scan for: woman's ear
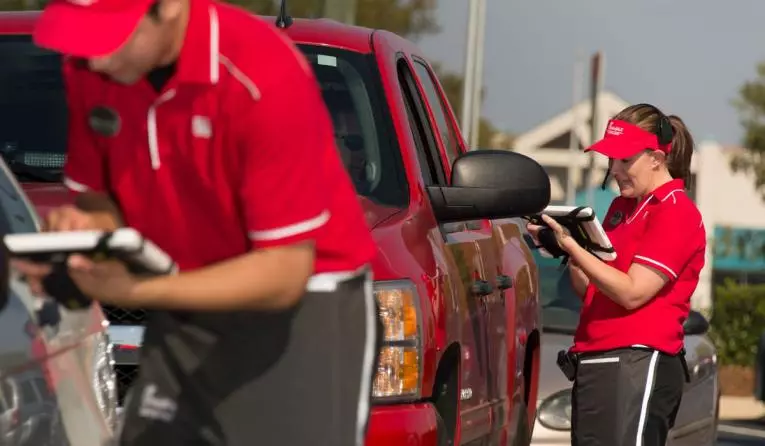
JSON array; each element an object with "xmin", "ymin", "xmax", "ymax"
[{"xmin": 159, "ymin": 0, "xmax": 184, "ymax": 22}]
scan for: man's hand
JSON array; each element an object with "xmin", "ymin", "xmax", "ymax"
[
  {"xmin": 45, "ymin": 205, "xmax": 118, "ymax": 232},
  {"xmin": 66, "ymin": 254, "xmax": 142, "ymax": 307},
  {"xmin": 12, "ymin": 204, "xmax": 121, "ymax": 297}
]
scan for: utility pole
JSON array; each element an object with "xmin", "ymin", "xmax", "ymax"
[
  {"xmin": 468, "ymin": 0, "xmax": 486, "ymax": 149},
  {"xmin": 460, "ymin": 0, "xmax": 479, "ymax": 145},
  {"xmin": 566, "ymin": 51, "xmax": 585, "ymax": 205},
  {"xmin": 585, "ymin": 51, "xmax": 605, "ymax": 208},
  {"xmin": 322, "ymin": 0, "xmax": 357, "ymax": 24}
]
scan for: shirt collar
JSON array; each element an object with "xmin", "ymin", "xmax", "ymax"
[
  {"xmin": 648, "ymin": 178, "xmax": 686, "ymax": 202},
  {"xmin": 175, "ymin": 0, "xmax": 219, "ymax": 85}
]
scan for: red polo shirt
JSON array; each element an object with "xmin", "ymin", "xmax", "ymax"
[
  {"xmin": 61, "ymin": 0, "xmax": 376, "ymax": 273},
  {"xmin": 572, "ymin": 179, "xmax": 706, "ymax": 354}
]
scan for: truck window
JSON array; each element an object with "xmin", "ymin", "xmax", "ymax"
[
  {"xmin": 298, "ymin": 45, "xmax": 408, "ymax": 207},
  {"xmin": 0, "ymin": 36, "xmax": 409, "ymax": 208},
  {"xmin": 397, "ymin": 58, "xmax": 447, "ymax": 186},
  {"xmin": 412, "ymin": 59, "xmax": 461, "ymax": 166}
]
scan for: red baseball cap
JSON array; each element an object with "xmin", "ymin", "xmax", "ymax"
[
  {"xmin": 33, "ymin": 0, "xmax": 156, "ymax": 58},
  {"xmin": 585, "ymin": 119, "xmax": 671, "ymax": 159}
]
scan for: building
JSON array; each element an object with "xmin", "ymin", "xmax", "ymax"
[{"xmin": 513, "ymin": 91, "xmax": 765, "ymax": 314}]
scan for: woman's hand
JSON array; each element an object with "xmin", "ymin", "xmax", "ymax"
[{"xmin": 540, "ymin": 214, "xmax": 578, "ymax": 253}]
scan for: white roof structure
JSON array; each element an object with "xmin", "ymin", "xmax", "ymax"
[{"xmin": 513, "ymin": 91, "xmax": 699, "ymax": 201}]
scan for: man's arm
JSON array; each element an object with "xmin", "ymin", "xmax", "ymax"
[
  {"xmin": 130, "ymin": 242, "xmax": 314, "ymax": 310},
  {"xmin": 73, "ymin": 192, "xmax": 123, "ymax": 229}
]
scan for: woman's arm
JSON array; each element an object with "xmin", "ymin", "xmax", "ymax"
[
  {"xmin": 565, "ymin": 242, "xmax": 668, "ymax": 310},
  {"xmin": 568, "ymin": 259, "xmax": 590, "ymax": 298}
]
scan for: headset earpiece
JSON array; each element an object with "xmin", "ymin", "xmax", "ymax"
[{"xmin": 656, "ymin": 114, "xmax": 673, "ymax": 146}]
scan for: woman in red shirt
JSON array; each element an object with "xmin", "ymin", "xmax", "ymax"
[{"xmin": 528, "ymin": 103, "xmax": 706, "ymax": 446}]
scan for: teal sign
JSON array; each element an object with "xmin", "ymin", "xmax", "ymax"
[{"xmin": 713, "ymin": 226, "xmax": 765, "ymax": 272}]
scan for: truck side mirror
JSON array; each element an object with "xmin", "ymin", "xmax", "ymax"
[{"xmin": 426, "ymin": 150, "xmax": 551, "ymax": 223}]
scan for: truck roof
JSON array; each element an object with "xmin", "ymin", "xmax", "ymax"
[{"xmin": 0, "ymin": 11, "xmax": 376, "ymax": 53}]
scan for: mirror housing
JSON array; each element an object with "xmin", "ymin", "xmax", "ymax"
[
  {"xmin": 426, "ymin": 150, "xmax": 551, "ymax": 223},
  {"xmin": 683, "ymin": 310, "xmax": 710, "ymax": 336}
]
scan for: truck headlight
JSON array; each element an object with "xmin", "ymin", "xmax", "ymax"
[
  {"xmin": 537, "ymin": 389, "xmax": 572, "ymax": 431},
  {"xmin": 372, "ymin": 280, "xmax": 422, "ymax": 400}
]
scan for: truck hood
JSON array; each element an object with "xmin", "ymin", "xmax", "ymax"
[
  {"xmin": 20, "ymin": 183, "xmax": 72, "ymax": 218},
  {"xmin": 19, "ymin": 182, "xmax": 401, "ymax": 230}
]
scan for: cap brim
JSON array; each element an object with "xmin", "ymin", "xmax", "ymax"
[
  {"xmin": 584, "ymin": 138, "xmax": 645, "ymax": 159},
  {"xmin": 33, "ymin": 0, "xmax": 152, "ymax": 58}
]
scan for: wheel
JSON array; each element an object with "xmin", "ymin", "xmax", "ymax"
[{"xmin": 512, "ymin": 403, "xmax": 531, "ymax": 446}]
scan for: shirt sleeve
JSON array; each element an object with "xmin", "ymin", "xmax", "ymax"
[
  {"xmin": 61, "ymin": 60, "xmax": 105, "ymax": 194},
  {"xmin": 633, "ymin": 203, "xmax": 704, "ymax": 280},
  {"xmin": 234, "ymin": 55, "xmax": 332, "ymax": 250}
]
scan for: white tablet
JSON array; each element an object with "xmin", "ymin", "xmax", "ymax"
[
  {"xmin": 4, "ymin": 227, "xmax": 177, "ymax": 276},
  {"xmin": 532, "ymin": 205, "xmax": 616, "ymax": 261}
]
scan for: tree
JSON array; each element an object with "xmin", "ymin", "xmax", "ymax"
[
  {"xmin": 227, "ymin": 0, "xmax": 438, "ymax": 39},
  {"xmin": 733, "ymin": 61, "xmax": 765, "ymax": 199}
]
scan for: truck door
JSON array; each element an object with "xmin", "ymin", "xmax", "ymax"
[{"xmin": 401, "ymin": 55, "xmax": 505, "ymax": 443}]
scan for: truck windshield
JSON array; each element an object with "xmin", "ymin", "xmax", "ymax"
[{"xmin": 0, "ymin": 36, "xmax": 407, "ymax": 207}]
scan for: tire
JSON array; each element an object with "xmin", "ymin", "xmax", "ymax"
[{"xmin": 512, "ymin": 403, "xmax": 531, "ymax": 446}]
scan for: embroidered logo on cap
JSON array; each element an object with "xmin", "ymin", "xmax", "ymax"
[{"xmin": 606, "ymin": 122, "xmax": 624, "ymax": 136}]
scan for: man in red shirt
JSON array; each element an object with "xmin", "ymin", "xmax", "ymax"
[{"xmin": 19, "ymin": 0, "xmax": 380, "ymax": 444}]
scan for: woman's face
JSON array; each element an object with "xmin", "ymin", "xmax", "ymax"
[{"xmin": 609, "ymin": 150, "xmax": 661, "ymax": 199}]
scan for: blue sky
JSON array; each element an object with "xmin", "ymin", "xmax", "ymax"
[{"xmin": 415, "ymin": 0, "xmax": 765, "ymax": 145}]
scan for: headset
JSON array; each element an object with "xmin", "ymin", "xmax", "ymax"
[{"xmin": 600, "ymin": 103, "xmax": 674, "ymax": 190}]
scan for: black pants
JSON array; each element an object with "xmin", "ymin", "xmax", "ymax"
[
  {"xmin": 571, "ymin": 348, "xmax": 685, "ymax": 446},
  {"xmin": 118, "ymin": 271, "xmax": 380, "ymax": 446}
]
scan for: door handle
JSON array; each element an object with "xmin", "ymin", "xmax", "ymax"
[
  {"xmin": 496, "ymin": 274, "xmax": 513, "ymax": 290},
  {"xmin": 472, "ymin": 280, "xmax": 493, "ymax": 296}
]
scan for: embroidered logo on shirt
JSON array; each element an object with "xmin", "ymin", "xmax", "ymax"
[
  {"xmin": 191, "ymin": 115, "xmax": 212, "ymax": 139},
  {"xmin": 608, "ymin": 210, "xmax": 623, "ymax": 226},
  {"xmin": 88, "ymin": 106, "xmax": 120, "ymax": 137}
]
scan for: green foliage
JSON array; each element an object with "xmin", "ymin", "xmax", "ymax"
[
  {"xmin": 226, "ymin": 0, "xmax": 438, "ymax": 39},
  {"xmin": 708, "ymin": 279, "xmax": 765, "ymax": 366},
  {"xmin": 733, "ymin": 61, "xmax": 765, "ymax": 199},
  {"xmin": 431, "ymin": 63, "xmax": 513, "ymax": 149}
]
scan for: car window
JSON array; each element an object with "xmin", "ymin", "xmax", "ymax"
[
  {"xmin": 299, "ymin": 45, "xmax": 408, "ymax": 207},
  {"xmin": 412, "ymin": 60, "xmax": 461, "ymax": 166},
  {"xmin": 532, "ymin": 249, "xmax": 582, "ymax": 333},
  {"xmin": 19, "ymin": 381, "xmax": 36, "ymax": 405},
  {"xmin": 398, "ymin": 58, "xmax": 447, "ymax": 187},
  {"xmin": 0, "ymin": 35, "xmax": 66, "ymax": 182},
  {"xmin": 0, "ymin": 36, "xmax": 410, "ymax": 208}
]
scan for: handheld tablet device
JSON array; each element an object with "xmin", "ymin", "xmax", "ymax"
[
  {"xmin": 4, "ymin": 228, "xmax": 177, "ymax": 276},
  {"xmin": 4, "ymin": 228, "xmax": 177, "ymax": 311},
  {"xmin": 526, "ymin": 205, "xmax": 616, "ymax": 262}
]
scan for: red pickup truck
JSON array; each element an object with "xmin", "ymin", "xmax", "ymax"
[{"xmin": 0, "ymin": 10, "xmax": 551, "ymax": 446}]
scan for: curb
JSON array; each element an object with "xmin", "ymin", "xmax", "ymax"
[{"xmin": 719, "ymin": 396, "xmax": 765, "ymax": 421}]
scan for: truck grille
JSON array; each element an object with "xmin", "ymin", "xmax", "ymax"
[
  {"xmin": 102, "ymin": 305, "xmax": 146, "ymax": 326},
  {"xmin": 115, "ymin": 365, "xmax": 139, "ymax": 405}
]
